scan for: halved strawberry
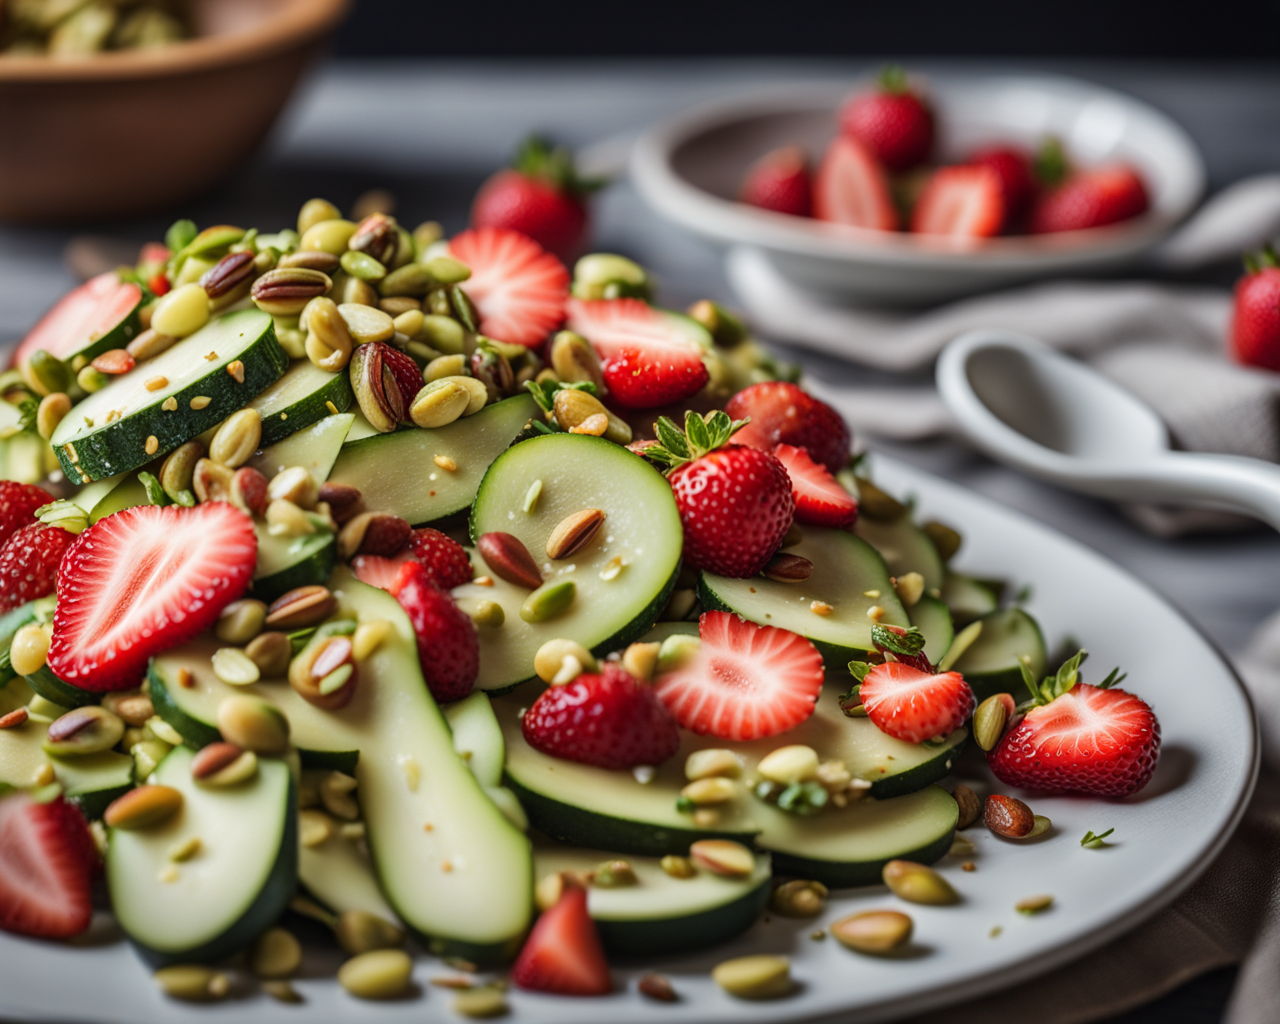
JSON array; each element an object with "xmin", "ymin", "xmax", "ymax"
[
  {"xmin": 351, "ymin": 551, "xmax": 415, "ymax": 592},
  {"xmin": 447, "ymin": 227, "xmax": 569, "ymax": 348},
  {"xmin": 911, "ymin": 165, "xmax": 1005, "ymax": 238},
  {"xmin": 511, "ymin": 883, "xmax": 610, "ymax": 996},
  {"xmin": 773, "ymin": 443, "xmax": 857, "ymax": 528},
  {"xmin": 12, "ymin": 272, "xmax": 142, "ymax": 369},
  {"xmin": 741, "ymin": 145, "xmax": 813, "ymax": 217},
  {"xmin": 48, "ymin": 504, "xmax": 257, "ymax": 692},
  {"xmin": 655, "ymin": 611, "xmax": 824, "ymax": 740},
  {"xmin": 0, "ymin": 481, "xmax": 54, "ymax": 549},
  {"xmin": 725, "ymin": 381, "xmax": 852, "ymax": 474},
  {"xmin": 0, "ymin": 791, "xmax": 96, "ymax": 940},
  {"xmin": 813, "ymin": 135, "xmax": 899, "ymax": 231},
  {"xmin": 566, "ymin": 298, "xmax": 709, "ymax": 409},
  {"xmin": 858, "ymin": 661, "xmax": 975, "ymax": 744},
  {"xmin": 392, "ymin": 560, "xmax": 478, "ymax": 703}
]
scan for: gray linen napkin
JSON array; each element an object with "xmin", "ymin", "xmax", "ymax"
[{"xmin": 724, "ymin": 175, "xmax": 1280, "ymax": 1024}]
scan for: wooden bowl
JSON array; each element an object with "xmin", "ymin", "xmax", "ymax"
[{"xmin": 0, "ymin": 0, "xmax": 350, "ymax": 223}]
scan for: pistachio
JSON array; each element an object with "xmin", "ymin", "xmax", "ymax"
[
  {"xmin": 318, "ymin": 482, "xmax": 363, "ymax": 524},
  {"xmin": 593, "ymin": 859, "xmax": 638, "ymax": 888},
  {"xmin": 250, "ymin": 927, "xmax": 302, "ymax": 979},
  {"xmin": 335, "ymin": 910, "xmax": 405, "ymax": 955},
  {"xmin": 477, "ymin": 532, "xmax": 543, "ymax": 590},
  {"xmin": 535, "ymin": 871, "xmax": 586, "ymax": 911},
  {"xmin": 153, "ymin": 965, "xmax": 229, "ymax": 1002},
  {"xmin": 770, "ymin": 879, "xmax": 829, "ymax": 918},
  {"xmin": 392, "ymin": 309, "xmax": 425, "ymax": 340},
  {"xmin": 300, "ymin": 218, "xmax": 358, "ymax": 256},
  {"xmin": 469, "ymin": 344, "xmax": 515, "ymax": 402},
  {"xmin": 425, "ymin": 354, "xmax": 467, "ymax": 382},
  {"xmin": 246, "ymin": 631, "xmax": 293, "ymax": 677},
  {"xmin": 350, "ymin": 341, "xmax": 404, "ymax": 432},
  {"xmin": 520, "ymin": 580, "xmax": 576, "ymax": 623},
  {"xmin": 552, "ymin": 387, "xmax": 631, "ymax": 444},
  {"xmin": 984, "ymin": 793, "xmax": 1036, "ymax": 839},
  {"xmin": 973, "ymin": 693, "xmax": 1015, "ymax": 752},
  {"xmin": 621, "ymin": 641, "xmax": 660, "ymax": 681},
  {"xmin": 341, "ymin": 249, "xmax": 387, "ymax": 282},
  {"xmin": 453, "ymin": 987, "xmax": 508, "ymax": 1018},
  {"xmin": 685, "ymin": 748, "xmax": 742, "ymax": 781},
  {"xmin": 711, "ymin": 955, "xmax": 792, "ymax": 1000},
  {"xmin": 280, "ymin": 250, "xmax": 340, "ymax": 274},
  {"xmin": 190, "ymin": 741, "xmax": 247, "ymax": 780},
  {"xmin": 952, "ymin": 784, "xmax": 982, "ymax": 830},
  {"xmin": 659, "ymin": 855, "xmax": 696, "ymax": 879},
  {"xmin": 227, "ymin": 465, "xmax": 268, "ymax": 516},
  {"xmin": 688, "ymin": 299, "xmax": 747, "ymax": 347},
  {"xmin": 305, "ymin": 297, "xmax": 354, "ymax": 373},
  {"xmin": 266, "ymin": 585, "xmax": 337, "ymax": 631},
  {"xmin": 1016, "ymin": 894, "xmax": 1054, "ymax": 915},
  {"xmin": 423, "ymin": 256, "xmax": 471, "ymax": 284},
  {"xmin": 127, "ymin": 328, "xmax": 178, "ymax": 362},
  {"xmin": 379, "ymin": 262, "xmax": 435, "ymax": 298},
  {"xmin": 104, "ymin": 784, "xmax": 183, "ymax": 830},
  {"xmin": 469, "ymin": 600, "xmax": 505, "ymax": 628},
  {"xmin": 192, "ymin": 458, "xmax": 233, "ymax": 504},
  {"xmin": 657, "ymin": 632, "xmax": 702, "ymax": 672},
  {"xmin": 409, "ymin": 379, "xmax": 470, "ymax": 429},
  {"xmin": 44, "ymin": 706, "xmax": 124, "ymax": 756},
  {"xmin": 549, "ymin": 330, "xmax": 604, "ymax": 389},
  {"xmin": 211, "ymin": 647, "xmax": 261, "ymax": 687},
  {"xmin": 533, "ymin": 638, "xmax": 597, "ymax": 684},
  {"xmin": 299, "ymin": 808, "xmax": 336, "ymax": 847},
  {"xmin": 830, "ymin": 910, "xmax": 914, "ymax": 954},
  {"xmin": 881, "ymin": 860, "xmax": 959, "ymax": 905},
  {"xmin": 340, "ymin": 275, "xmax": 380, "ymax": 308},
  {"xmin": 251, "ymin": 268, "xmax": 332, "ymax": 316},
  {"xmin": 338, "ymin": 949, "xmax": 413, "ymax": 1000},
  {"xmin": 681, "ymin": 777, "xmax": 738, "ymax": 805},
  {"xmin": 757, "ymin": 745, "xmax": 820, "ymax": 786},
  {"xmin": 348, "ymin": 212, "xmax": 399, "ymax": 265},
  {"xmin": 35, "ymin": 392, "xmax": 71, "ymax": 442},
  {"xmin": 382, "ymin": 296, "xmax": 422, "ymax": 316},
  {"xmin": 291, "ymin": 634, "xmax": 359, "ymax": 711},
  {"xmin": 298, "ymin": 198, "xmax": 342, "ymax": 235},
  {"xmin": 76, "ymin": 365, "xmax": 109, "ymax": 393},
  {"xmin": 266, "ymin": 498, "xmax": 314, "ymax": 538},
  {"xmin": 339, "ymin": 303, "xmax": 396, "ymax": 345},
  {"xmin": 151, "ymin": 283, "xmax": 210, "ymax": 339},
  {"xmin": 216, "ymin": 695, "xmax": 290, "ymax": 755},
  {"xmin": 199, "ymin": 250, "xmax": 256, "ymax": 300},
  {"xmin": 160, "ymin": 440, "xmax": 204, "ymax": 500},
  {"xmin": 419, "ymin": 314, "xmax": 466, "ymax": 354},
  {"xmin": 338, "ymin": 511, "xmax": 412, "ymax": 559},
  {"xmin": 689, "ymin": 839, "xmax": 754, "ymax": 878},
  {"xmin": 9, "ymin": 622, "xmax": 51, "ymax": 677},
  {"xmin": 893, "ymin": 571, "xmax": 926, "ymax": 608},
  {"xmin": 573, "ymin": 253, "xmax": 651, "ymax": 301},
  {"xmin": 437, "ymin": 374, "xmax": 488, "ymax": 416},
  {"xmin": 762, "ymin": 552, "xmax": 813, "ymax": 583},
  {"xmin": 267, "ymin": 465, "xmax": 321, "ymax": 509},
  {"xmin": 146, "ymin": 715, "xmax": 185, "ymax": 747},
  {"xmin": 208, "ymin": 409, "xmax": 262, "ymax": 469},
  {"xmin": 638, "ymin": 974, "xmax": 678, "ymax": 1002},
  {"xmin": 545, "ymin": 508, "xmax": 606, "ymax": 560}
]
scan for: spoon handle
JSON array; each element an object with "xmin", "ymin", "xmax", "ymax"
[{"xmin": 1126, "ymin": 452, "xmax": 1280, "ymax": 530}]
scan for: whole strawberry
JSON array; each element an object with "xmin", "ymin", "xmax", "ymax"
[
  {"xmin": 987, "ymin": 651, "xmax": 1160, "ymax": 797},
  {"xmin": 645, "ymin": 410, "xmax": 794, "ymax": 579},
  {"xmin": 1030, "ymin": 164, "xmax": 1149, "ymax": 234},
  {"xmin": 391, "ymin": 560, "xmax": 478, "ymax": 703},
  {"xmin": 471, "ymin": 136, "xmax": 601, "ymax": 262},
  {"xmin": 725, "ymin": 381, "xmax": 852, "ymax": 474},
  {"xmin": 740, "ymin": 146, "xmax": 813, "ymax": 217},
  {"xmin": 0, "ymin": 522, "xmax": 73, "ymax": 613},
  {"xmin": 0, "ymin": 482, "xmax": 53, "ymax": 549},
  {"xmin": 522, "ymin": 662, "xmax": 680, "ymax": 770},
  {"xmin": 838, "ymin": 66, "xmax": 934, "ymax": 173},
  {"xmin": 1230, "ymin": 248, "xmax": 1280, "ymax": 372}
]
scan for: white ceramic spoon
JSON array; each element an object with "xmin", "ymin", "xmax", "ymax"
[{"xmin": 935, "ymin": 329, "xmax": 1280, "ymax": 529}]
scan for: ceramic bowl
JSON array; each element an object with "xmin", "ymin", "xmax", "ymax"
[
  {"xmin": 630, "ymin": 75, "xmax": 1206, "ymax": 305},
  {"xmin": 0, "ymin": 0, "xmax": 350, "ymax": 223}
]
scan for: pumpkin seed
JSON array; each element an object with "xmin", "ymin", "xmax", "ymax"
[
  {"xmin": 216, "ymin": 695, "xmax": 290, "ymax": 755},
  {"xmin": 338, "ymin": 949, "xmax": 413, "ymax": 1000},
  {"xmin": 882, "ymin": 860, "xmax": 959, "ymax": 905},
  {"xmin": 341, "ymin": 250, "xmax": 387, "ymax": 282},
  {"xmin": 151, "ymin": 283, "xmax": 211, "ymax": 339},
  {"xmin": 211, "ymin": 647, "xmax": 261, "ymax": 687},
  {"xmin": 409, "ymin": 380, "xmax": 470, "ymax": 429},
  {"xmin": 520, "ymin": 580, "xmax": 576, "ymax": 623},
  {"xmin": 209, "ymin": 409, "xmax": 262, "ymax": 469},
  {"xmin": 250, "ymin": 927, "xmax": 302, "ymax": 979},
  {"xmin": 711, "ymin": 955, "xmax": 792, "ymax": 1000},
  {"xmin": 153, "ymin": 965, "xmax": 229, "ymax": 1002}
]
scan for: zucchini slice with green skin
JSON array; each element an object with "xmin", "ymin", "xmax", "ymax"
[
  {"xmin": 249, "ymin": 361, "xmax": 354, "ymax": 447},
  {"xmin": 941, "ymin": 572, "xmax": 1000, "ymax": 626},
  {"xmin": 87, "ymin": 472, "xmax": 149, "ymax": 524},
  {"xmin": 442, "ymin": 691, "xmax": 528, "ymax": 831},
  {"xmin": 149, "ymin": 569, "xmax": 533, "ymax": 962},
  {"xmin": 0, "ymin": 677, "xmax": 33, "ymax": 718},
  {"xmin": 495, "ymin": 683, "xmax": 964, "ymax": 856},
  {"xmin": 0, "ymin": 429, "xmax": 56, "ymax": 485},
  {"xmin": 534, "ymin": 844, "xmax": 771, "ymax": 957},
  {"xmin": 327, "ymin": 395, "xmax": 538, "ymax": 526},
  {"xmin": 247, "ymin": 412, "xmax": 354, "ymax": 483},
  {"xmin": 759, "ymin": 785, "xmax": 958, "ymax": 889},
  {"xmin": 909, "ymin": 594, "xmax": 954, "ymax": 667},
  {"xmin": 51, "ymin": 309, "xmax": 287, "ymax": 483},
  {"xmin": 0, "ymin": 717, "xmax": 132, "ymax": 820},
  {"xmin": 855, "ymin": 515, "xmax": 945, "ymax": 590},
  {"xmin": 250, "ymin": 525, "xmax": 337, "ymax": 606},
  {"xmin": 952, "ymin": 607, "xmax": 1048, "ymax": 702},
  {"xmin": 459, "ymin": 431, "xmax": 683, "ymax": 693},
  {"xmin": 698, "ymin": 527, "xmax": 909, "ymax": 664},
  {"xmin": 107, "ymin": 746, "xmax": 295, "ymax": 966},
  {"xmin": 24, "ymin": 665, "xmax": 98, "ymax": 709}
]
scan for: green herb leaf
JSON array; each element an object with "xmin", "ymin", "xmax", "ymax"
[
  {"xmin": 15, "ymin": 396, "xmax": 38, "ymax": 435},
  {"xmin": 165, "ymin": 219, "xmax": 197, "ymax": 254},
  {"xmin": 1081, "ymin": 828, "xmax": 1115, "ymax": 849}
]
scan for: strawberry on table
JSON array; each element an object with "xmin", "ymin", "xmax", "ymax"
[
  {"xmin": 391, "ymin": 560, "xmax": 478, "ymax": 703},
  {"xmin": 0, "ymin": 791, "xmax": 97, "ymax": 940},
  {"xmin": 1030, "ymin": 164, "xmax": 1149, "ymax": 233},
  {"xmin": 0, "ymin": 482, "xmax": 54, "ymax": 549},
  {"xmin": 1230, "ymin": 248, "xmax": 1280, "ymax": 372},
  {"xmin": 566, "ymin": 297, "xmax": 710, "ymax": 409},
  {"xmin": 911, "ymin": 165, "xmax": 1006, "ymax": 238},
  {"xmin": 773, "ymin": 442, "xmax": 858, "ymax": 529},
  {"xmin": 740, "ymin": 146, "xmax": 814, "ymax": 218},
  {"xmin": 725, "ymin": 380, "xmax": 852, "ymax": 474},
  {"xmin": 987, "ymin": 651, "xmax": 1160, "ymax": 797},
  {"xmin": 654, "ymin": 610, "xmax": 824, "ymax": 740},
  {"xmin": 813, "ymin": 135, "xmax": 899, "ymax": 231},
  {"xmin": 47, "ymin": 503, "xmax": 257, "ymax": 692},
  {"xmin": 643, "ymin": 410, "xmax": 794, "ymax": 578},
  {"xmin": 471, "ymin": 135, "xmax": 601, "ymax": 262},
  {"xmin": 838, "ymin": 66, "xmax": 935, "ymax": 173},
  {"xmin": 522, "ymin": 662, "xmax": 680, "ymax": 770},
  {"xmin": 0, "ymin": 522, "xmax": 74, "ymax": 614},
  {"xmin": 511, "ymin": 882, "xmax": 611, "ymax": 996},
  {"xmin": 448, "ymin": 226, "xmax": 570, "ymax": 348}
]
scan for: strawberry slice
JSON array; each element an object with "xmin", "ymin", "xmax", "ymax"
[
  {"xmin": 13, "ymin": 272, "xmax": 142, "ymax": 368},
  {"xmin": 813, "ymin": 135, "xmax": 899, "ymax": 231},
  {"xmin": 725, "ymin": 381, "xmax": 852, "ymax": 474},
  {"xmin": 511, "ymin": 883, "xmax": 611, "ymax": 996},
  {"xmin": 448, "ymin": 227, "xmax": 569, "ymax": 348},
  {"xmin": 654, "ymin": 611, "xmax": 824, "ymax": 740},
  {"xmin": 0, "ymin": 791, "xmax": 96, "ymax": 940},
  {"xmin": 566, "ymin": 297, "xmax": 709, "ymax": 409},
  {"xmin": 392, "ymin": 560, "xmax": 478, "ymax": 703},
  {"xmin": 911, "ymin": 164, "xmax": 1005, "ymax": 238},
  {"xmin": 858, "ymin": 662, "xmax": 975, "ymax": 744},
  {"xmin": 351, "ymin": 551, "xmax": 416, "ymax": 592},
  {"xmin": 741, "ymin": 145, "xmax": 813, "ymax": 217},
  {"xmin": 48, "ymin": 504, "xmax": 257, "ymax": 692},
  {"xmin": 773, "ymin": 443, "xmax": 858, "ymax": 528}
]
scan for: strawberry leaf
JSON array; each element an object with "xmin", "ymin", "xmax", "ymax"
[
  {"xmin": 645, "ymin": 411, "xmax": 747, "ymax": 472},
  {"xmin": 1096, "ymin": 666, "xmax": 1127, "ymax": 690}
]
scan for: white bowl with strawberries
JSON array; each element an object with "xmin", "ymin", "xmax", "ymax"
[{"xmin": 631, "ymin": 71, "xmax": 1205, "ymax": 304}]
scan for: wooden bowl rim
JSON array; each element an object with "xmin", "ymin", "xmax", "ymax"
[{"xmin": 0, "ymin": 0, "xmax": 350, "ymax": 82}]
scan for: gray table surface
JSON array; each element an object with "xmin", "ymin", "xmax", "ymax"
[{"xmin": 4, "ymin": 57, "xmax": 1277, "ymax": 1022}]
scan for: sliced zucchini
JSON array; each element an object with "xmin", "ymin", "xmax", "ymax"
[
  {"xmin": 855, "ymin": 516, "xmax": 945, "ymax": 590},
  {"xmin": 247, "ymin": 412, "xmax": 353, "ymax": 483},
  {"xmin": 909, "ymin": 594, "xmax": 954, "ymax": 667},
  {"xmin": 0, "ymin": 429, "xmax": 55, "ymax": 485},
  {"xmin": 327, "ymin": 395, "xmax": 537, "ymax": 526},
  {"xmin": 107, "ymin": 746, "xmax": 294, "ymax": 965},
  {"xmin": 24, "ymin": 665, "xmax": 98, "ymax": 709},
  {"xmin": 759, "ymin": 785, "xmax": 958, "ymax": 889},
  {"xmin": 148, "ymin": 568, "xmax": 533, "ymax": 961},
  {"xmin": 51, "ymin": 309, "xmax": 287, "ymax": 483},
  {"xmin": 249, "ymin": 361, "xmax": 354, "ymax": 447},
  {"xmin": 459, "ymin": 432, "xmax": 683, "ymax": 693},
  {"xmin": 443, "ymin": 691, "xmax": 528, "ymax": 832},
  {"xmin": 534, "ymin": 843, "xmax": 771, "ymax": 956},
  {"xmin": 496, "ymin": 683, "xmax": 964, "ymax": 856},
  {"xmin": 0, "ymin": 677, "xmax": 33, "ymax": 717},
  {"xmin": 87, "ymin": 472, "xmax": 149, "ymax": 523},
  {"xmin": 941, "ymin": 573, "xmax": 1000, "ymax": 626},
  {"xmin": 0, "ymin": 715, "xmax": 132, "ymax": 819},
  {"xmin": 251, "ymin": 525, "xmax": 337, "ymax": 606},
  {"xmin": 952, "ymin": 607, "xmax": 1048, "ymax": 702},
  {"xmin": 698, "ymin": 527, "xmax": 908, "ymax": 663}
]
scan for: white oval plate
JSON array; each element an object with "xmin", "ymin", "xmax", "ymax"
[{"xmin": 0, "ymin": 455, "xmax": 1255, "ymax": 1023}]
